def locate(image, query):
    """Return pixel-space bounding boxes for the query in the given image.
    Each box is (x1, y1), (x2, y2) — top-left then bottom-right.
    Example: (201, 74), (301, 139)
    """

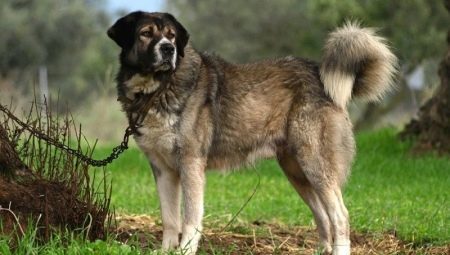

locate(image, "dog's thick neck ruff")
(116, 44), (202, 128)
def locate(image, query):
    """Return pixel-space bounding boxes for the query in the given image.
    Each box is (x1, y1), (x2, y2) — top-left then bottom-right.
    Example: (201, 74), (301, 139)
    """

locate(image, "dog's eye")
(166, 32), (175, 40)
(140, 31), (152, 38)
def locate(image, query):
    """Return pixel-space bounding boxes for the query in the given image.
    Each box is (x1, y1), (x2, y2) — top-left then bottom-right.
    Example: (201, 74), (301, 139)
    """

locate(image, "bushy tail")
(320, 22), (397, 108)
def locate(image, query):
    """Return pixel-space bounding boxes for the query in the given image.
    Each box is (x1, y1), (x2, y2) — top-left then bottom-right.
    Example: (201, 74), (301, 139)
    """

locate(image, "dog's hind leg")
(295, 159), (351, 255)
(315, 186), (350, 255)
(150, 163), (182, 250)
(277, 152), (333, 254)
(289, 108), (355, 255)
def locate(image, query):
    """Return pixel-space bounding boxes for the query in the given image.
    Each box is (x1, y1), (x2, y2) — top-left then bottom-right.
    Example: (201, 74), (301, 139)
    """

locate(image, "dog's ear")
(164, 13), (189, 57)
(107, 11), (143, 49)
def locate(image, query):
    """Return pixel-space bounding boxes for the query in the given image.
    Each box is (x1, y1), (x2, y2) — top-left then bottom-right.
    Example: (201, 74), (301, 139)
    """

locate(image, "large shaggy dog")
(107, 11), (396, 255)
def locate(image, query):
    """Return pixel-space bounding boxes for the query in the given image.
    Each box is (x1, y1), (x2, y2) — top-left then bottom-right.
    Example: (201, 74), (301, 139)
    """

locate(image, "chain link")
(0, 104), (137, 167)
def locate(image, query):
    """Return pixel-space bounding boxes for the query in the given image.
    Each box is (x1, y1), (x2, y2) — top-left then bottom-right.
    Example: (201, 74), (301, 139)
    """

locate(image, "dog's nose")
(160, 43), (175, 56)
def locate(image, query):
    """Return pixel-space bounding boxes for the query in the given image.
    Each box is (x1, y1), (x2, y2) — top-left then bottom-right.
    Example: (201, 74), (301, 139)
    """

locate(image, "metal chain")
(0, 104), (137, 167)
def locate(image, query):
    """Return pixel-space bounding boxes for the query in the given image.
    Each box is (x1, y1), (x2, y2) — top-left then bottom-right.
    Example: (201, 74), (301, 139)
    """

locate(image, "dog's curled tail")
(320, 22), (397, 108)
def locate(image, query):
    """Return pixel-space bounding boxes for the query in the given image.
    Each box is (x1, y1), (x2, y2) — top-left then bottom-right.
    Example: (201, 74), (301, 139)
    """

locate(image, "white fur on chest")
(134, 108), (179, 170)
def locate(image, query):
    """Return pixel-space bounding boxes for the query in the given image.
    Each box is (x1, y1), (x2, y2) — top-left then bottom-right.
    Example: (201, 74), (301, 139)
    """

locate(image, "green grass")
(2, 129), (449, 253)
(97, 129), (449, 245)
(347, 130), (449, 245)
(0, 228), (140, 255)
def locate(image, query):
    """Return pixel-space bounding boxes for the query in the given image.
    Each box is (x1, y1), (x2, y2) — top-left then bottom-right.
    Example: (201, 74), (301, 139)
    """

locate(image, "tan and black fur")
(108, 12), (397, 255)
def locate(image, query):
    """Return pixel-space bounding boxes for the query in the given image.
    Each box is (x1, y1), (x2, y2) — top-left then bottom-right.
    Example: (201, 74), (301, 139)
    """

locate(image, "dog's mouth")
(154, 60), (173, 72)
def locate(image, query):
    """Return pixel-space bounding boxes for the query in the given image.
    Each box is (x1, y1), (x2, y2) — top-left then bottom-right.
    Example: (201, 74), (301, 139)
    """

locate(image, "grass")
(100, 129), (449, 245)
(2, 129), (449, 253)
(347, 130), (449, 245)
(0, 230), (139, 255)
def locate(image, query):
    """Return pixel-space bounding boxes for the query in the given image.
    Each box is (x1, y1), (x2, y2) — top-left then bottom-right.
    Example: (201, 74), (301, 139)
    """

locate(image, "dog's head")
(107, 12), (189, 74)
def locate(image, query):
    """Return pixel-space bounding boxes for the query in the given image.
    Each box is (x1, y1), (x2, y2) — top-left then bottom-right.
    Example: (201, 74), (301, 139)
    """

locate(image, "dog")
(107, 11), (396, 255)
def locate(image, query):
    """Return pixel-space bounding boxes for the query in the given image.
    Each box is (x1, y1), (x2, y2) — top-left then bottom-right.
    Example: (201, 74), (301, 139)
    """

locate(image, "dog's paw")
(332, 244), (350, 255)
(316, 243), (333, 255)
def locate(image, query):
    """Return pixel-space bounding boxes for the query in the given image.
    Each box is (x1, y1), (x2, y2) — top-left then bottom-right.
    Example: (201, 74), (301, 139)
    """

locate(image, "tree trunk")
(400, 0), (450, 154)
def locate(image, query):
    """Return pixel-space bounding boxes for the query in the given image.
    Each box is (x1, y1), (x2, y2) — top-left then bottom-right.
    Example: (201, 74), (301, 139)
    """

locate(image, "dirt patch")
(114, 215), (449, 255)
(0, 104), (111, 242)
(0, 178), (108, 241)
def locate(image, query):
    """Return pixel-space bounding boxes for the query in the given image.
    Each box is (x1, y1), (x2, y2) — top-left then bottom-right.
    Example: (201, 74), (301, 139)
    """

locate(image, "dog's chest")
(134, 108), (179, 165)
(122, 74), (179, 167)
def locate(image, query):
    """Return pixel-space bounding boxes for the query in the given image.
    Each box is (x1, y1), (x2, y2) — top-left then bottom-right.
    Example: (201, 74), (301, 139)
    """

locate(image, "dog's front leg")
(179, 157), (206, 255)
(150, 163), (181, 250)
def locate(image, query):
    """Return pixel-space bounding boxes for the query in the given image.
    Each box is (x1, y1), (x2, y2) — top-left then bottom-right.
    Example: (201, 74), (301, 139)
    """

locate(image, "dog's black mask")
(107, 11), (189, 74)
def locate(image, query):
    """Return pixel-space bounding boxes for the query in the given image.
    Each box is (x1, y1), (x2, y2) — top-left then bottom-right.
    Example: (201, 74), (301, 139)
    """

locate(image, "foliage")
(167, 0), (448, 66)
(0, 0), (117, 108)
(166, 0), (447, 131)
(399, 1), (450, 154)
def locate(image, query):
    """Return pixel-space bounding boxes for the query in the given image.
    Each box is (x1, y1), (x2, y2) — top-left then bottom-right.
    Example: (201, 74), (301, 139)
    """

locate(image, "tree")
(167, 0), (447, 64)
(400, 0), (450, 154)
(0, 0), (116, 108)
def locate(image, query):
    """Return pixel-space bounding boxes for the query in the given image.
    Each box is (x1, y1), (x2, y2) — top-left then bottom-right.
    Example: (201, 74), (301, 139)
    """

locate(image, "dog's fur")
(108, 12), (397, 255)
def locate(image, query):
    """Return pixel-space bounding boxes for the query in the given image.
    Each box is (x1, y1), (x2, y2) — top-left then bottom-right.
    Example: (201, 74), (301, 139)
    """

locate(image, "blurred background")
(0, 0), (448, 143)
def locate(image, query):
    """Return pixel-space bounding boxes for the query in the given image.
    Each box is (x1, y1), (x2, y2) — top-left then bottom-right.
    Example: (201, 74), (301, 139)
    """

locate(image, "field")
(1, 129), (449, 254)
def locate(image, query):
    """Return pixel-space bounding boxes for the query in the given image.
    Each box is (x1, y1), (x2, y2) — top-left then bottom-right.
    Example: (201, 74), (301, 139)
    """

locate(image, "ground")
(115, 215), (449, 254)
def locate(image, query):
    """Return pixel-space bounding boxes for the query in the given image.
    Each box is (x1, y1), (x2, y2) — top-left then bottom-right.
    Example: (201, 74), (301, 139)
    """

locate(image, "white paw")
(178, 240), (198, 255)
(317, 242), (332, 254)
(332, 244), (350, 255)
(179, 225), (202, 255)
(161, 230), (180, 251)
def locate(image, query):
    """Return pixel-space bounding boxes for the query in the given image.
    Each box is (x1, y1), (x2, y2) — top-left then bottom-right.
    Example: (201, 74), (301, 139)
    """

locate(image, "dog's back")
(200, 55), (327, 170)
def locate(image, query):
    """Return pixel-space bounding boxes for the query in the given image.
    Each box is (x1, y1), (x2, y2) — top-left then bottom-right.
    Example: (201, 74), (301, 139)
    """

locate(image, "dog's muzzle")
(154, 38), (177, 71)
(160, 43), (175, 59)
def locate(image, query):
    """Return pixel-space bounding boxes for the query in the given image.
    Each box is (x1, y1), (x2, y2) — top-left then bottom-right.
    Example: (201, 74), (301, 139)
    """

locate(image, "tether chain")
(0, 104), (137, 167)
